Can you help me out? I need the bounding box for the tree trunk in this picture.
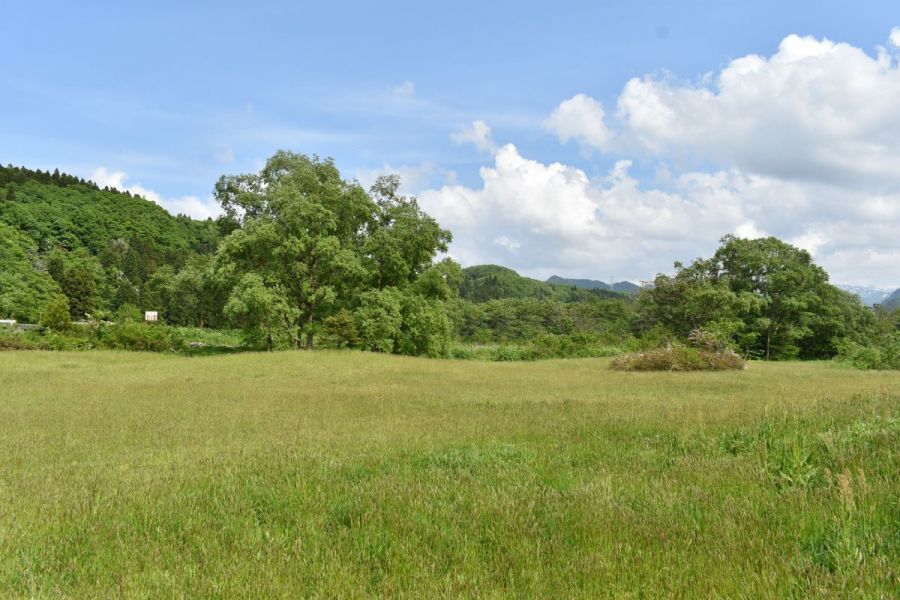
[303,303,315,350]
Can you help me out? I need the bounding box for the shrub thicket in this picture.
[96,322,184,352]
[834,334,900,370]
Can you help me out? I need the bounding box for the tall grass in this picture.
[0,352,897,597]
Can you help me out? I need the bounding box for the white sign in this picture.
[144,311,158,322]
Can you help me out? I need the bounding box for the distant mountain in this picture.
[546,276,640,294]
[836,284,895,306]
[460,265,624,303]
[883,288,900,311]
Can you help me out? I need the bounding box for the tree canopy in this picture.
[215,152,454,351]
[636,235,875,359]
[0,164,220,321]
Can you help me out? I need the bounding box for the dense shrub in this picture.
[320,310,360,349]
[833,334,900,370]
[40,294,72,331]
[97,322,183,352]
[114,303,143,323]
[610,345,745,371]
[0,330,39,350]
[525,333,623,360]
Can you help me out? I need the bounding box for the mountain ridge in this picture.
[836,284,895,306]
[546,275,641,293]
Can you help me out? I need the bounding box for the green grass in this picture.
[1,351,898,597]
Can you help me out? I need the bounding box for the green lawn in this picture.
[0,351,897,597]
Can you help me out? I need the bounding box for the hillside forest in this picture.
[1,156,897,365]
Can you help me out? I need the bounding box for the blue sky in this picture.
[2,1,899,286]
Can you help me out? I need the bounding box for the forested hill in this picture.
[0,165,218,257]
[546,275,640,293]
[461,265,626,302]
[0,164,220,322]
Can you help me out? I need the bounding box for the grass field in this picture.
[0,351,897,597]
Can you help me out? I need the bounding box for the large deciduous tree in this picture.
[215,151,454,352]
[637,235,875,360]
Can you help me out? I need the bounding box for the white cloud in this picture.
[451,120,498,154]
[551,32,900,189]
[890,27,900,48]
[734,221,767,240]
[419,142,900,287]
[89,167,221,220]
[487,29,900,286]
[545,93,613,151]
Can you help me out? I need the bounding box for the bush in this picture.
[495,345,529,362]
[320,310,360,349]
[0,330,39,350]
[97,322,183,352]
[834,334,900,370]
[115,303,143,323]
[40,294,72,331]
[525,333,623,360]
[610,345,745,371]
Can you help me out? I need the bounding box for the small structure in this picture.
[144,311,159,323]
[0,319,16,328]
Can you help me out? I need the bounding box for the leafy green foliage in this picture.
[114,303,143,323]
[320,310,360,349]
[546,275,640,293]
[224,273,298,350]
[449,296,632,344]
[217,153,454,354]
[461,264,624,303]
[39,294,72,331]
[96,322,183,352]
[834,333,900,370]
[0,222,59,321]
[0,164,220,322]
[636,236,876,360]
[0,162,888,362]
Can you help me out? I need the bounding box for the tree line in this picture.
[1,156,896,360]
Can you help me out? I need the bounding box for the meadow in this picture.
[0,351,897,597]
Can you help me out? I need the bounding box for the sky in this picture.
[2,1,899,288]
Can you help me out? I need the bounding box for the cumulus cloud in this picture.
[420,144,742,280]
[545,93,613,151]
[451,120,498,154]
[891,27,900,48]
[419,141,900,286]
[90,167,221,220]
[552,32,900,190]
[422,30,900,286]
